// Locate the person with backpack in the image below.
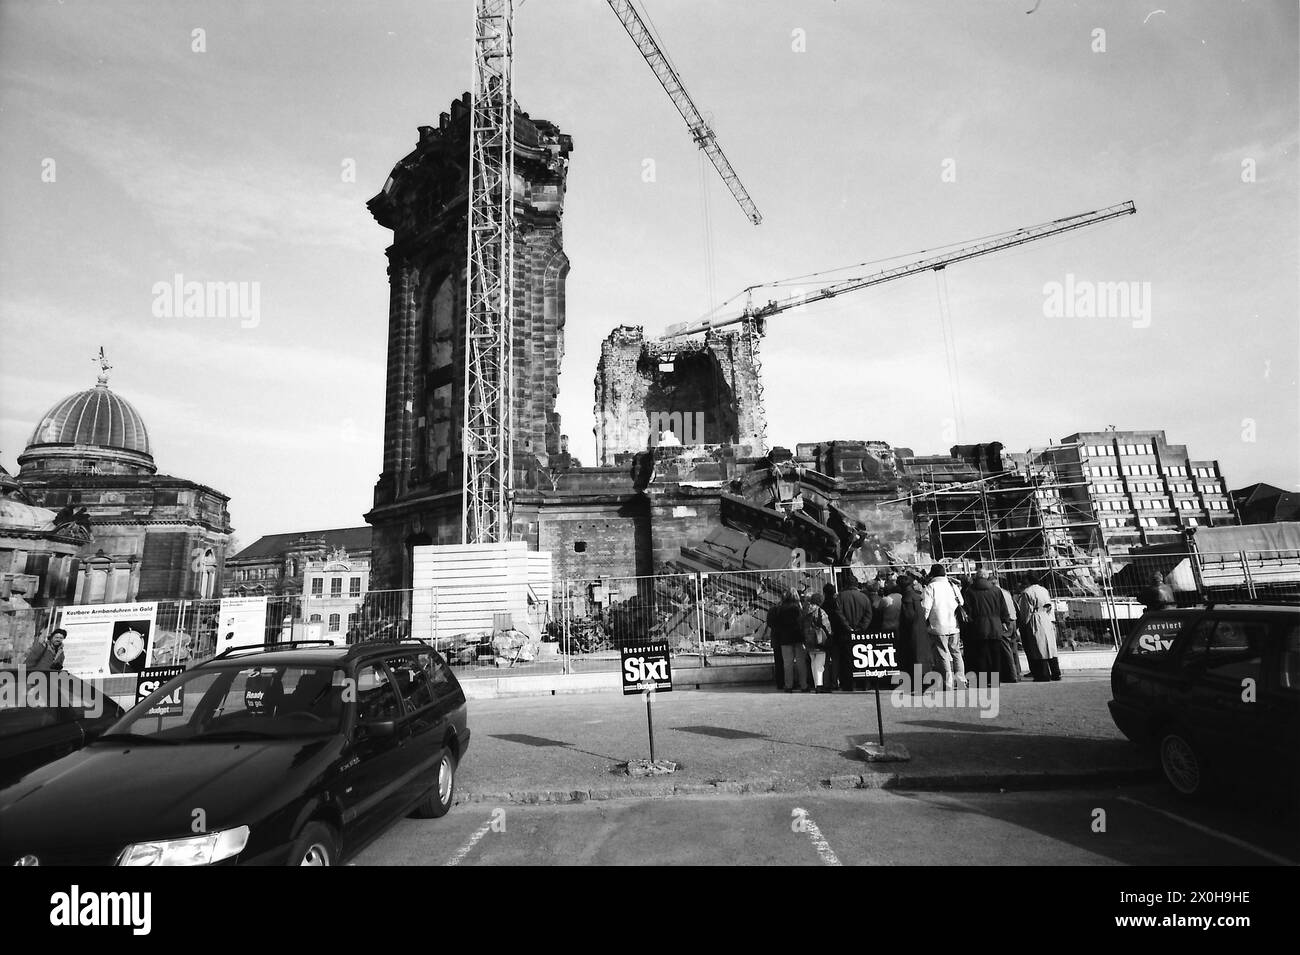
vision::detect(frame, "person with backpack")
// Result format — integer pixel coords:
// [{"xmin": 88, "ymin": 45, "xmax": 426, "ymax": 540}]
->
[
  {"xmin": 921, "ymin": 563, "xmax": 967, "ymax": 691},
  {"xmin": 802, "ymin": 593, "xmax": 835, "ymax": 693}
]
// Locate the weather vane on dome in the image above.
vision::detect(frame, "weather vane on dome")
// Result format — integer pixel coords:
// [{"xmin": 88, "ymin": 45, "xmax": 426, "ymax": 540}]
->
[{"xmin": 93, "ymin": 346, "xmax": 112, "ymax": 386}]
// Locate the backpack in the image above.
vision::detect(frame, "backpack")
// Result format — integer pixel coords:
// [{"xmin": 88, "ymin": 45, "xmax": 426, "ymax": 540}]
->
[
  {"xmin": 950, "ymin": 580, "xmax": 970, "ymax": 628},
  {"xmin": 800, "ymin": 605, "xmax": 830, "ymax": 650}
]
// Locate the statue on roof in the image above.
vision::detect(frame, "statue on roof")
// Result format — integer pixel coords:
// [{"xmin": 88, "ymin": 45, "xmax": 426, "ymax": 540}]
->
[{"xmin": 93, "ymin": 346, "xmax": 112, "ymax": 386}]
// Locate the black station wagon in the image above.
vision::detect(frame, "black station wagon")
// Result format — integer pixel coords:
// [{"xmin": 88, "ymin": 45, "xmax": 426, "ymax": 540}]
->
[
  {"xmin": 0, "ymin": 667, "xmax": 125, "ymax": 788},
  {"xmin": 1108, "ymin": 603, "xmax": 1299, "ymax": 799},
  {"xmin": 0, "ymin": 640, "xmax": 469, "ymax": 866}
]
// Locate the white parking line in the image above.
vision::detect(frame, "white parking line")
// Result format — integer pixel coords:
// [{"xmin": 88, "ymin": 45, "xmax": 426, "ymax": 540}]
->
[
  {"xmin": 1117, "ymin": 796, "xmax": 1295, "ymax": 865},
  {"xmin": 445, "ymin": 818, "xmax": 495, "ymax": 867},
  {"xmin": 792, "ymin": 807, "xmax": 842, "ymax": 866}
]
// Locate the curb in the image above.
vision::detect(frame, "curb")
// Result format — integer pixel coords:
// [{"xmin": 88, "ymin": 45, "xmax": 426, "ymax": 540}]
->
[{"xmin": 455, "ymin": 766, "xmax": 1158, "ymax": 806}]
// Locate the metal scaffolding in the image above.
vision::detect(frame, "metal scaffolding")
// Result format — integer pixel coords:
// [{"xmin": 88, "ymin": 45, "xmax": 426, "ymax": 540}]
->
[{"xmin": 462, "ymin": 0, "xmax": 516, "ymax": 545}]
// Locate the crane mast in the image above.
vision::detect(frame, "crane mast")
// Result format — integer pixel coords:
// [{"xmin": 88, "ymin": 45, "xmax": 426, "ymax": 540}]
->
[
  {"xmin": 661, "ymin": 201, "xmax": 1136, "ymax": 339},
  {"xmin": 462, "ymin": 0, "xmax": 515, "ymax": 544},
  {"xmin": 606, "ymin": 0, "xmax": 763, "ymax": 225}
]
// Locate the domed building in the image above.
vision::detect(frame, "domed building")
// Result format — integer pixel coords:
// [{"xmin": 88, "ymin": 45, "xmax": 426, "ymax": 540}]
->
[{"xmin": 14, "ymin": 351, "xmax": 233, "ymax": 604}]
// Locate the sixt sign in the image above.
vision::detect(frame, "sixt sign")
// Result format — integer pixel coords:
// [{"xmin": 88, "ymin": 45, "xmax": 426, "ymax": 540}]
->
[
  {"xmin": 850, "ymin": 632, "xmax": 899, "ymax": 679},
  {"xmin": 621, "ymin": 641, "xmax": 673, "ymax": 696},
  {"xmin": 135, "ymin": 665, "xmax": 186, "ymax": 716}
]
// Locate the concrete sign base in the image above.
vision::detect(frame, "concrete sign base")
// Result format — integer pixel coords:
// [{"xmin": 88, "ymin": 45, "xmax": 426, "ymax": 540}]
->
[{"xmin": 855, "ymin": 742, "xmax": 911, "ymax": 762}]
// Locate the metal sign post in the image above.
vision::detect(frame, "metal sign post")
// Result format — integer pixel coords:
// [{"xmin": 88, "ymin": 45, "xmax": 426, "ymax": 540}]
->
[
  {"xmin": 646, "ymin": 690, "xmax": 656, "ymax": 762},
  {"xmin": 850, "ymin": 631, "xmax": 910, "ymax": 762},
  {"xmin": 873, "ymin": 677, "xmax": 885, "ymax": 746},
  {"xmin": 620, "ymin": 640, "xmax": 675, "ymax": 775}
]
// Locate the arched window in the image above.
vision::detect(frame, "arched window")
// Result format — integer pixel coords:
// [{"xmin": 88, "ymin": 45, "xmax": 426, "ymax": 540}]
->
[
  {"xmin": 328, "ymin": 613, "xmax": 341, "ymax": 632},
  {"xmin": 309, "ymin": 613, "xmax": 323, "ymax": 623}
]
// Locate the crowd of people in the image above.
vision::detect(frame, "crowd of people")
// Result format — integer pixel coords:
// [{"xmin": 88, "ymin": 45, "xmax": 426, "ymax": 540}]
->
[{"xmin": 761, "ymin": 564, "xmax": 1064, "ymax": 693}]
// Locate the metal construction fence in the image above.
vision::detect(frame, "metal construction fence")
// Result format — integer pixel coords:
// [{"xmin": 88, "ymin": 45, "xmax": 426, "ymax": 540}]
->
[{"xmin": 2, "ymin": 550, "xmax": 1296, "ymax": 676}]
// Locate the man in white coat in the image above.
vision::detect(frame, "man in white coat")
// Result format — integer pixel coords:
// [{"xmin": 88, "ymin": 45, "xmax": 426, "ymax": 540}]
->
[
  {"xmin": 1016, "ymin": 581, "xmax": 1061, "ymax": 682},
  {"xmin": 921, "ymin": 563, "xmax": 966, "ymax": 690}
]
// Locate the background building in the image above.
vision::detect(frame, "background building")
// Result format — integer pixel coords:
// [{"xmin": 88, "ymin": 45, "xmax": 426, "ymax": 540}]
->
[
  {"xmin": 224, "ymin": 526, "xmax": 372, "ymax": 598},
  {"xmin": 301, "ymin": 546, "xmax": 372, "ymax": 640},
  {"xmin": 0, "ymin": 462, "xmax": 92, "ymax": 606},
  {"xmin": 1036, "ymin": 430, "xmax": 1236, "ymax": 554},
  {"xmin": 15, "ymin": 355, "xmax": 233, "ymax": 602},
  {"xmin": 903, "ymin": 442, "xmax": 1101, "ymax": 566},
  {"xmin": 365, "ymin": 96, "xmax": 574, "ymax": 589}
]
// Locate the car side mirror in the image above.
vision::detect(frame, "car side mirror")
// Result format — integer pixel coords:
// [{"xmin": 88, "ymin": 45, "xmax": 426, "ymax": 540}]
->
[{"xmin": 362, "ymin": 719, "xmax": 396, "ymax": 739}]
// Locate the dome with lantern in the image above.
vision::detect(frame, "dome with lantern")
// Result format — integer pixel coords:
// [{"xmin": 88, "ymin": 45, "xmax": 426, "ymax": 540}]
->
[{"xmin": 17, "ymin": 349, "xmax": 156, "ymax": 476}]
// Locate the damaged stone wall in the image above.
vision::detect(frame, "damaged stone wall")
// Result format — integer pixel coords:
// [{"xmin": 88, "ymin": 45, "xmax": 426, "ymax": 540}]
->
[
  {"xmin": 594, "ymin": 325, "xmax": 768, "ymax": 465},
  {"xmin": 365, "ymin": 95, "xmax": 574, "ymax": 589}
]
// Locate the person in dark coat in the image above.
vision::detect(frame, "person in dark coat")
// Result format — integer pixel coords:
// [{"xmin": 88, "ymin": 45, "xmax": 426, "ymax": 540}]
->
[
  {"xmin": 770, "ymin": 590, "xmax": 808, "ymax": 692},
  {"xmin": 24, "ymin": 628, "xmax": 66, "ymax": 671},
  {"xmin": 962, "ymin": 569, "xmax": 1010, "ymax": 683},
  {"xmin": 875, "ymin": 582, "xmax": 903, "ymax": 678},
  {"xmin": 864, "ymin": 579, "xmax": 885, "ymax": 631},
  {"xmin": 992, "ymin": 573, "xmax": 1023, "ymax": 682},
  {"xmin": 836, "ymin": 578, "xmax": 874, "ymax": 690},
  {"xmin": 876, "ymin": 584, "xmax": 902, "ymax": 632},
  {"xmin": 821, "ymin": 584, "xmax": 851, "ymax": 692},
  {"xmin": 763, "ymin": 597, "xmax": 785, "ymax": 689},
  {"xmin": 1139, "ymin": 572, "xmax": 1176, "ymax": 611},
  {"xmin": 896, "ymin": 573, "xmax": 931, "ymax": 693}
]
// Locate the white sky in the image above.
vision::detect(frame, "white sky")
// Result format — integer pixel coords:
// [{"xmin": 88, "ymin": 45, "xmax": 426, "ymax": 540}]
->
[{"xmin": 1, "ymin": 0, "xmax": 1296, "ymax": 547}]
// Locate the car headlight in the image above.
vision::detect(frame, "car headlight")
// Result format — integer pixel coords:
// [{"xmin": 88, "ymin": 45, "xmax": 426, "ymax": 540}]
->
[{"xmin": 117, "ymin": 826, "xmax": 250, "ymax": 866}]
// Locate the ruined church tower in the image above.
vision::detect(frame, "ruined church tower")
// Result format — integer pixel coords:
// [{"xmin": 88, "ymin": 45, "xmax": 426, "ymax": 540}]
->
[{"xmin": 365, "ymin": 95, "xmax": 573, "ymax": 590}]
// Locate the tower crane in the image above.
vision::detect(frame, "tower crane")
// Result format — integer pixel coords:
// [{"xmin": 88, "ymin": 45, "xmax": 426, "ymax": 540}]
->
[
  {"xmin": 661, "ymin": 201, "xmax": 1136, "ymax": 339},
  {"xmin": 462, "ymin": 0, "xmax": 516, "ymax": 545},
  {"xmin": 605, "ymin": 0, "xmax": 763, "ymax": 225},
  {"xmin": 462, "ymin": 0, "xmax": 764, "ymax": 543}
]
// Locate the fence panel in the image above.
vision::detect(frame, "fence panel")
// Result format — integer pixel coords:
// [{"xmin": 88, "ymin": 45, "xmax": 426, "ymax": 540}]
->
[
  {"xmin": 699, "ymin": 566, "xmax": 835, "ymax": 657},
  {"xmin": 6, "ymin": 549, "xmax": 1296, "ymax": 681}
]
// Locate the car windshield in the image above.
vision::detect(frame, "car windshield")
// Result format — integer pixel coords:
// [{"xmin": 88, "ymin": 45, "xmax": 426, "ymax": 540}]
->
[{"xmin": 106, "ymin": 664, "xmax": 346, "ymax": 742}]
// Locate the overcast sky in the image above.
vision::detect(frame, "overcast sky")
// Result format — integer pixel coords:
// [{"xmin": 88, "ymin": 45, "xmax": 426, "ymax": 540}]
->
[{"xmin": 1, "ymin": 0, "xmax": 1296, "ymax": 547}]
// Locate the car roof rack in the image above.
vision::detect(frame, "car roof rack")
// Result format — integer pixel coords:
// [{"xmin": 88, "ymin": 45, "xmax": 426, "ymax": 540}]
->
[
  {"xmin": 1203, "ymin": 596, "xmax": 1300, "ymax": 610},
  {"xmin": 349, "ymin": 638, "xmax": 438, "ymax": 652},
  {"xmin": 212, "ymin": 640, "xmax": 341, "ymax": 660}
]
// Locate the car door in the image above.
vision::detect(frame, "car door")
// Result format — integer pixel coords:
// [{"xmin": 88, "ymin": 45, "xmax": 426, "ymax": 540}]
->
[
  {"xmin": 0, "ymin": 705, "xmax": 83, "ymax": 787},
  {"xmin": 1263, "ymin": 617, "xmax": 1300, "ymax": 788},
  {"xmin": 1113, "ymin": 612, "xmax": 1194, "ymax": 734},
  {"xmin": 336, "ymin": 661, "xmax": 410, "ymax": 846},
  {"xmin": 1174, "ymin": 614, "xmax": 1271, "ymax": 765},
  {"xmin": 428, "ymin": 652, "xmax": 468, "ymax": 745},
  {"xmin": 64, "ymin": 673, "xmax": 125, "ymax": 745},
  {"xmin": 385, "ymin": 652, "xmax": 445, "ymax": 809}
]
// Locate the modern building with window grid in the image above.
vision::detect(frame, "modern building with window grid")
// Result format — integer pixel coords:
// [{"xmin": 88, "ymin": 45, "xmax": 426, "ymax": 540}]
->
[{"xmin": 1033, "ymin": 430, "xmax": 1237, "ymax": 554}]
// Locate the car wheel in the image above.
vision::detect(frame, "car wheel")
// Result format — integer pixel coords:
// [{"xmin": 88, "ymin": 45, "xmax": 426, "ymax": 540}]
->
[
  {"xmin": 1159, "ymin": 730, "xmax": 1207, "ymax": 798},
  {"xmin": 289, "ymin": 822, "xmax": 339, "ymax": 866},
  {"xmin": 414, "ymin": 749, "xmax": 457, "ymax": 819}
]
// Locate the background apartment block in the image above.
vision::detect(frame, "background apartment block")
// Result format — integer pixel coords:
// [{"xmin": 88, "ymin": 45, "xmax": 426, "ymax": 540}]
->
[{"xmin": 1039, "ymin": 430, "xmax": 1237, "ymax": 554}]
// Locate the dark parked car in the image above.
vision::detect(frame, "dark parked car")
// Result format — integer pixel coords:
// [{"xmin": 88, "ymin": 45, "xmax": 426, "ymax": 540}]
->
[
  {"xmin": 0, "ymin": 640, "xmax": 469, "ymax": 866},
  {"xmin": 0, "ymin": 667, "xmax": 124, "ymax": 788},
  {"xmin": 1108, "ymin": 602, "xmax": 1299, "ymax": 798}
]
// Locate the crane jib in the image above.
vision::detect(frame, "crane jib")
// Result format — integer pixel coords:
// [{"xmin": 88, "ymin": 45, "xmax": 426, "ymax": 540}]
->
[{"xmin": 660, "ymin": 201, "xmax": 1137, "ymax": 339}]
